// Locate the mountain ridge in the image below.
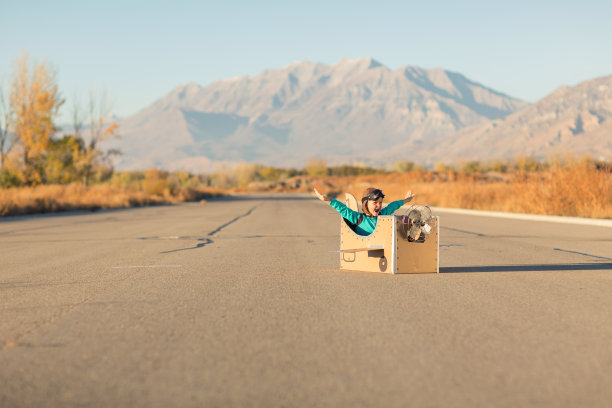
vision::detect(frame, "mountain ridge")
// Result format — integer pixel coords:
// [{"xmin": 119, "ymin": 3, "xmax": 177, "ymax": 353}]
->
[
  {"xmin": 412, "ymin": 74, "xmax": 612, "ymax": 164},
  {"xmin": 109, "ymin": 57, "xmax": 611, "ymax": 172}
]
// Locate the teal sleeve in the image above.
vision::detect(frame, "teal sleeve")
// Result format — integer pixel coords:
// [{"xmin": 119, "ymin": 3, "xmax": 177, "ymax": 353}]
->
[
  {"xmin": 380, "ymin": 200, "xmax": 405, "ymax": 215},
  {"xmin": 329, "ymin": 199, "xmax": 362, "ymax": 224}
]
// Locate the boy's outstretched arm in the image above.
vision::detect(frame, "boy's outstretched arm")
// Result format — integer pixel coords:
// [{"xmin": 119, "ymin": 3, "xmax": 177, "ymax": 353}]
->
[
  {"xmin": 380, "ymin": 190, "xmax": 416, "ymax": 215},
  {"xmin": 313, "ymin": 187, "xmax": 331, "ymax": 202},
  {"xmin": 403, "ymin": 190, "xmax": 415, "ymax": 204}
]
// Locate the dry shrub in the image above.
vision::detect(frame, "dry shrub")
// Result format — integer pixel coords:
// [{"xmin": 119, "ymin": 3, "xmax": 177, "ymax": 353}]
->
[
  {"xmin": 507, "ymin": 160, "xmax": 612, "ymax": 217},
  {"xmin": 142, "ymin": 168, "xmax": 170, "ymax": 196},
  {"xmin": 0, "ymin": 184, "xmax": 158, "ymax": 216},
  {"xmin": 0, "ymin": 183, "xmax": 224, "ymax": 216},
  {"xmin": 142, "ymin": 179, "xmax": 169, "ymax": 196},
  {"xmin": 177, "ymin": 187, "xmax": 225, "ymax": 202}
]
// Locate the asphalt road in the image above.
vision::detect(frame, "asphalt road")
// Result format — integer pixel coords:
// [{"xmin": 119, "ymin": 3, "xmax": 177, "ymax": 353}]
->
[{"xmin": 1, "ymin": 194, "xmax": 611, "ymax": 407}]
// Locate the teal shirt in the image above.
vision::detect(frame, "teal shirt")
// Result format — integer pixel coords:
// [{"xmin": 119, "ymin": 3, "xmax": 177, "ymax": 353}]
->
[{"xmin": 329, "ymin": 199, "xmax": 405, "ymax": 236}]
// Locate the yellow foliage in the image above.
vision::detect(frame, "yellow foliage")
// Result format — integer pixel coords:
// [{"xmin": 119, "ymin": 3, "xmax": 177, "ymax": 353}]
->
[{"xmin": 9, "ymin": 52, "xmax": 64, "ymax": 184}]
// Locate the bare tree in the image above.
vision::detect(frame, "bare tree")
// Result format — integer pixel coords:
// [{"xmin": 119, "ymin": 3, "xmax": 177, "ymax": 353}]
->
[
  {"xmin": 0, "ymin": 84, "xmax": 14, "ymax": 170},
  {"xmin": 75, "ymin": 88, "xmax": 120, "ymax": 185},
  {"xmin": 71, "ymin": 91, "xmax": 84, "ymax": 141}
]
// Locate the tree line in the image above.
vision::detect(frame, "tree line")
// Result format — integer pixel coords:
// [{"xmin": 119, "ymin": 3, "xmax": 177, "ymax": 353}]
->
[{"xmin": 0, "ymin": 53, "xmax": 119, "ymax": 188}]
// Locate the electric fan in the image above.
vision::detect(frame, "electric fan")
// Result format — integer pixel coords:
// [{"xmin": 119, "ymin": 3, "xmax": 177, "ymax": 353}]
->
[{"xmin": 399, "ymin": 205, "xmax": 433, "ymax": 242}]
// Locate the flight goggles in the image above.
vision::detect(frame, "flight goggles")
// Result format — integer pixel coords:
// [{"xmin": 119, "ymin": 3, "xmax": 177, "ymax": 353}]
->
[{"xmin": 364, "ymin": 189, "xmax": 385, "ymax": 201}]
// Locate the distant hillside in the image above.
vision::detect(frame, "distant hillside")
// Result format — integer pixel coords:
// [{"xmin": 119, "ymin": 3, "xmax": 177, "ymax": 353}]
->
[
  {"xmin": 109, "ymin": 57, "xmax": 527, "ymax": 171},
  {"xmin": 407, "ymin": 75, "xmax": 612, "ymax": 165}
]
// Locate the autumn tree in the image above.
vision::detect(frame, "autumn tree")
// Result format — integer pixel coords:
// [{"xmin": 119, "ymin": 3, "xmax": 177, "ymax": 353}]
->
[
  {"xmin": 44, "ymin": 135, "xmax": 84, "ymax": 184},
  {"xmin": 9, "ymin": 53, "xmax": 64, "ymax": 185}
]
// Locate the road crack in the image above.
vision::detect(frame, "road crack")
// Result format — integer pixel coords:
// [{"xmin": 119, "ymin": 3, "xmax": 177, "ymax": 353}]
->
[
  {"xmin": 207, "ymin": 205, "xmax": 258, "ymax": 236},
  {"xmin": 158, "ymin": 205, "xmax": 258, "ymax": 253}
]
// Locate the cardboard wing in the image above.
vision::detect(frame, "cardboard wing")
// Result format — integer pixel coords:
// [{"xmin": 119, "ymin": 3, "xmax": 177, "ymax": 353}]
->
[{"xmin": 340, "ymin": 214, "xmax": 439, "ymax": 274}]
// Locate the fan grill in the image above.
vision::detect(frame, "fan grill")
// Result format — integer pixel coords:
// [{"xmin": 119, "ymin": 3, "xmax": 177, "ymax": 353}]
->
[{"xmin": 399, "ymin": 205, "xmax": 433, "ymax": 242}]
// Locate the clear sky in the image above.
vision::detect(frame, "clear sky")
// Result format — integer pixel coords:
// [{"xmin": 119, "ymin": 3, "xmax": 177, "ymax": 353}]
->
[{"xmin": 1, "ymin": 0, "xmax": 611, "ymax": 123}]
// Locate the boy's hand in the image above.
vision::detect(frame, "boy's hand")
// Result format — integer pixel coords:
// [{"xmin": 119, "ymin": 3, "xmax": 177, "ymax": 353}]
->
[
  {"xmin": 403, "ymin": 190, "xmax": 415, "ymax": 204},
  {"xmin": 313, "ymin": 188, "xmax": 330, "ymax": 202}
]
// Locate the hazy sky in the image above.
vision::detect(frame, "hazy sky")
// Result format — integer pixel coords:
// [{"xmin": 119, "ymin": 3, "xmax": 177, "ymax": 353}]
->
[{"xmin": 1, "ymin": 0, "xmax": 611, "ymax": 123}]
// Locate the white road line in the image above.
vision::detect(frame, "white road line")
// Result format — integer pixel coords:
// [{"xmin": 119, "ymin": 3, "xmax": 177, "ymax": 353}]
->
[{"xmin": 431, "ymin": 207, "xmax": 612, "ymax": 228}]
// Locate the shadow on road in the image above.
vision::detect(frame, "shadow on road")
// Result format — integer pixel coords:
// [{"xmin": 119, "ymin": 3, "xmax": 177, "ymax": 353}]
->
[{"xmin": 440, "ymin": 262, "xmax": 612, "ymax": 273}]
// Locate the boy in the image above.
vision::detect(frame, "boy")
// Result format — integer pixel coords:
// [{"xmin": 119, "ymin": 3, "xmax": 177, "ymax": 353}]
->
[{"xmin": 314, "ymin": 187, "xmax": 415, "ymax": 236}]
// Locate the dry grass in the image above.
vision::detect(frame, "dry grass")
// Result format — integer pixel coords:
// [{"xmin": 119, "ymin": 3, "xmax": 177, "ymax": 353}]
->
[
  {"xmin": 242, "ymin": 160, "xmax": 612, "ymax": 219},
  {"xmin": 0, "ymin": 184, "xmax": 224, "ymax": 216},
  {"xmin": 3, "ymin": 161, "xmax": 610, "ymax": 219},
  {"xmin": 339, "ymin": 164, "xmax": 612, "ymax": 219}
]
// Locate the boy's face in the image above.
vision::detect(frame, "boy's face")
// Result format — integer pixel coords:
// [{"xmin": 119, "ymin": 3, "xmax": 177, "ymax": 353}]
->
[{"xmin": 367, "ymin": 197, "xmax": 384, "ymax": 216}]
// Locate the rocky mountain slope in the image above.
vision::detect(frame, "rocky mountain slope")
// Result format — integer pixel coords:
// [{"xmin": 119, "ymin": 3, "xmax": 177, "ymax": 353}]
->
[
  {"xmin": 110, "ymin": 57, "xmax": 527, "ymax": 171},
  {"xmin": 413, "ymin": 75, "xmax": 612, "ymax": 164}
]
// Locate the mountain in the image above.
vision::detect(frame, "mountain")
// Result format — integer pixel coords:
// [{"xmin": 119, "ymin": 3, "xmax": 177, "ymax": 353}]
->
[
  {"xmin": 411, "ymin": 75, "xmax": 612, "ymax": 164},
  {"xmin": 109, "ymin": 57, "xmax": 527, "ymax": 171}
]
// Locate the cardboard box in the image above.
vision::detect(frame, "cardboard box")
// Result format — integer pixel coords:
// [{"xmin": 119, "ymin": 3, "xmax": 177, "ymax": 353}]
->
[{"xmin": 339, "ymin": 210, "xmax": 439, "ymax": 274}]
